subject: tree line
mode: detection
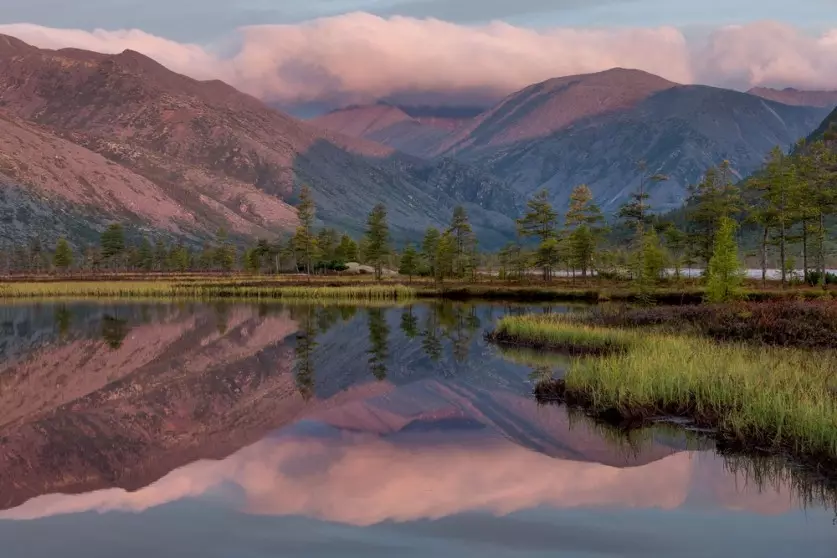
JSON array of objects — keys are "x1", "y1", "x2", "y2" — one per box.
[{"x1": 2, "y1": 138, "x2": 835, "y2": 287}]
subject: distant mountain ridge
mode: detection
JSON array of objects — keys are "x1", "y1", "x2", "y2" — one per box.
[
  {"x1": 313, "y1": 69, "x2": 831, "y2": 215},
  {"x1": 748, "y1": 87, "x2": 837, "y2": 108},
  {"x1": 0, "y1": 34, "x2": 519, "y2": 246}
]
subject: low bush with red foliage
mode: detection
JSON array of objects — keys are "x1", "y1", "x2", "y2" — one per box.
[{"x1": 583, "y1": 301, "x2": 837, "y2": 349}]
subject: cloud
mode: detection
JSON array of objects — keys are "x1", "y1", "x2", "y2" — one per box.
[
  {"x1": 0, "y1": 430, "x2": 798, "y2": 524},
  {"x1": 2, "y1": 15, "x2": 837, "y2": 110}
]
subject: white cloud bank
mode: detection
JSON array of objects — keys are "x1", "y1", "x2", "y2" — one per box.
[{"x1": 2, "y1": 14, "x2": 837, "y2": 108}]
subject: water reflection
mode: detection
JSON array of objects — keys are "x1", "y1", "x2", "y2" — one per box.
[
  {"x1": 366, "y1": 308, "x2": 389, "y2": 381},
  {"x1": 0, "y1": 301, "x2": 834, "y2": 557}
]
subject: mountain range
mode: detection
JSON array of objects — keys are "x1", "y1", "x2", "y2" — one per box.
[{"x1": 0, "y1": 33, "x2": 835, "y2": 246}]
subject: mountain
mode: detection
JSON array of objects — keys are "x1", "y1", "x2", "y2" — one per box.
[
  {"x1": 0, "y1": 35, "x2": 519, "y2": 245},
  {"x1": 466, "y1": 84, "x2": 831, "y2": 212},
  {"x1": 311, "y1": 104, "x2": 452, "y2": 158},
  {"x1": 0, "y1": 112, "x2": 208, "y2": 246},
  {"x1": 748, "y1": 87, "x2": 837, "y2": 108},
  {"x1": 437, "y1": 68, "x2": 678, "y2": 157},
  {"x1": 807, "y1": 107, "x2": 837, "y2": 143}
]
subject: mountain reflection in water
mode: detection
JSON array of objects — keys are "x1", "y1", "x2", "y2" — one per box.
[{"x1": 0, "y1": 302, "x2": 835, "y2": 557}]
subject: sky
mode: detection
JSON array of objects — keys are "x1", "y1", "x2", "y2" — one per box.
[{"x1": 1, "y1": 0, "x2": 837, "y2": 111}]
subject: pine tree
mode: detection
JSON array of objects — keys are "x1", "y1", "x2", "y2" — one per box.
[
  {"x1": 534, "y1": 238, "x2": 561, "y2": 279},
  {"x1": 796, "y1": 141, "x2": 837, "y2": 287},
  {"x1": 517, "y1": 189, "x2": 558, "y2": 241},
  {"x1": 336, "y1": 234, "x2": 359, "y2": 263},
  {"x1": 295, "y1": 184, "x2": 316, "y2": 275},
  {"x1": 399, "y1": 243, "x2": 419, "y2": 283},
  {"x1": 100, "y1": 223, "x2": 126, "y2": 268},
  {"x1": 435, "y1": 231, "x2": 457, "y2": 282},
  {"x1": 685, "y1": 161, "x2": 741, "y2": 267},
  {"x1": 662, "y1": 225, "x2": 687, "y2": 282},
  {"x1": 367, "y1": 308, "x2": 390, "y2": 381},
  {"x1": 421, "y1": 227, "x2": 441, "y2": 277},
  {"x1": 448, "y1": 206, "x2": 476, "y2": 277},
  {"x1": 564, "y1": 185, "x2": 606, "y2": 277},
  {"x1": 518, "y1": 190, "x2": 558, "y2": 279},
  {"x1": 705, "y1": 217, "x2": 744, "y2": 303},
  {"x1": 364, "y1": 204, "x2": 390, "y2": 280},
  {"x1": 760, "y1": 147, "x2": 799, "y2": 288},
  {"x1": 153, "y1": 239, "x2": 167, "y2": 271},
  {"x1": 213, "y1": 228, "x2": 235, "y2": 272},
  {"x1": 53, "y1": 238, "x2": 73, "y2": 272},
  {"x1": 137, "y1": 238, "x2": 153, "y2": 272},
  {"x1": 316, "y1": 228, "x2": 339, "y2": 266}
]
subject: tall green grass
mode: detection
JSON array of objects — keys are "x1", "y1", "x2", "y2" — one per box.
[{"x1": 491, "y1": 313, "x2": 837, "y2": 460}]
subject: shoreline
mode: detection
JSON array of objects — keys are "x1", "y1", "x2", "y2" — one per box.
[{"x1": 485, "y1": 309, "x2": 837, "y2": 476}]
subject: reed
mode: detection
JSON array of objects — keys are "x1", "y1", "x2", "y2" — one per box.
[
  {"x1": 0, "y1": 281, "x2": 416, "y2": 301},
  {"x1": 489, "y1": 313, "x2": 837, "y2": 461}
]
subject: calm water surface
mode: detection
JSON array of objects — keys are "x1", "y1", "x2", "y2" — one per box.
[{"x1": 0, "y1": 301, "x2": 834, "y2": 557}]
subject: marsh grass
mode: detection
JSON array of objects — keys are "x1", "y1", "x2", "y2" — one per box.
[
  {"x1": 490, "y1": 313, "x2": 837, "y2": 462},
  {"x1": 0, "y1": 281, "x2": 416, "y2": 301},
  {"x1": 487, "y1": 314, "x2": 636, "y2": 354}
]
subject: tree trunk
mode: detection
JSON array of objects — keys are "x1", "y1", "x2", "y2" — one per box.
[
  {"x1": 761, "y1": 225, "x2": 769, "y2": 288},
  {"x1": 802, "y1": 219, "x2": 809, "y2": 284},
  {"x1": 819, "y1": 211, "x2": 827, "y2": 289},
  {"x1": 780, "y1": 218, "x2": 787, "y2": 288}
]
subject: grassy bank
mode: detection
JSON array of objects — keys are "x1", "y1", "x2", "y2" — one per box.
[
  {"x1": 488, "y1": 313, "x2": 837, "y2": 465},
  {"x1": 1, "y1": 274, "x2": 835, "y2": 303},
  {"x1": 0, "y1": 281, "x2": 416, "y2": 301},
  {"x1": 571, "y1": 301, "x2": 837, "y2": 349}
]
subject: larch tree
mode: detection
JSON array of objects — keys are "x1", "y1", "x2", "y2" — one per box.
[
  {"x1": 517, "y1": 189, "x2": 558, "y2": 279},
  {"x1": 564, "y1": 184, "x2": 606, "y2": 277},
  {"x1": 685, "y1": 161, "x2": 741, "y2": 268},
  {"x1": 796, "y1": 141, "x2": 837, "y2": 287},
  {"x1": 421, "y1": 227, "x2": 441, "y2": 277},
  {"x1": 705, "y1": 217, "x2": 744, "y2": 303},
  {"x1": 760, "y1": 147, "x2": 799, "y2": 288},
  {"x1": 294, "y1": 184, "x2": 316, "y2": 276},
  {"x1": 364, "y1": 204, "x2": 390, "y2": 280},
  {"x1": 399, "y1": 243, "x2": 419, "y2": 283},
  {"x1": 448, "y1": 206, "x2": 477, "y2": 277},
  {"x1": 53, "y1": 238, "x2": 73, "y2": 272}
]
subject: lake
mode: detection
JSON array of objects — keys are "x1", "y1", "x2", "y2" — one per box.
[{"x1": 0, "y1": 301, "x2": 834, "y2": 557}]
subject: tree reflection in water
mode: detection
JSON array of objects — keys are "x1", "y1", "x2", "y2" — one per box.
[{"x1": 367, "y1": 308, "x2": 390, "y2": 381}]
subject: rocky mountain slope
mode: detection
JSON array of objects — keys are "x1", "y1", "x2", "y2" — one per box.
[
  {"x1": 437, "y1": 68, "x2": 678, "y2": 157},
  {"x1": 807, "y1": 107, "x2": 837, "y2": 143},
  {"x1": 748, "y1": 87, "x2": 837, "y2": 108},
  {"x1": 468, "y1": 85, "x2": 831, "y2": 212},
  {"x1": 315, "y1": 68, "x2": 830, "y2": 215},
  {"x1": 0, "y1": 34, "x2": 519, "y2": 245},
  {"x1": 311, "y1": 104, "x2": 451, "y2": 158}
]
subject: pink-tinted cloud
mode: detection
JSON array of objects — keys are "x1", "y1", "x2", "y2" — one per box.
[
  {"x1": 2, "y1": 15, "x2": 837, "y2": 109},
  {"x1": 0, "y1": 431, "x2": 800, "y2": 524}
]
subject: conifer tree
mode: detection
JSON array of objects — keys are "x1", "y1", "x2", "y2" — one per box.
[
  {"x1": 564, "y1": 184, "x2": 606, "y2": 277},
  {"x1": 705, "y1": 217, "x2": 744, "y2": 303},
  {"x1": 448, "y1": 206, "x2": 476, "y2": 277},
  {"x1": 53, "y1": 238, "x2": 73, "y2": 272},
  {"x1": 422, "y1": 227, "x2": 441, "y2": 277},
  {"x1": 518, "y1": 189, "x2": 558, "y2": 279},
  {"x1": 364, "y1": 204, "x2": 390, "y2": 280},
  {"x1": 294, "y1": 184, "x2": 316, "y2": 275},
  {"x1": 399, "y1": 243, "x2": 419, "y2": 283},
  {"x1": 101, "y1": 223, "x2": 126, "y2": 268}
]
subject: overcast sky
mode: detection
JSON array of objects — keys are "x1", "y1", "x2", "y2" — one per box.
[
  {"x1": 0, "y1": 0, "x2": 835, "y2": 40},
  {"x1": 1, "y1": 1, "x2": 837, "y2": 111}
]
